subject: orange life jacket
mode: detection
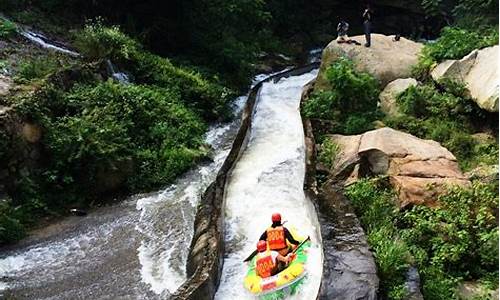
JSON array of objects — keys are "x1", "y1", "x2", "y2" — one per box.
[
  {"x1": 255, "y1": 251, "x2": 276, "y2": 278},
  {"x1": 266, "y1": 226, "x2": 287, "y2": 250}
]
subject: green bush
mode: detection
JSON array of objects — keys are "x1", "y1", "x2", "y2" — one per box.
[
  {"x1": 346, "y1": 178, "x2": 499, "y2": 300},
  {"x1": 36, "y1": 81, "x2": 207, "y2": 192},
  {"x1": 386, "y1": 83, "x2": 497, "y2": 171},
  {"x1": 16, "y1": 56, "x2": 62, "y2": 81},
  {"x1": 0, "y1": 199, "x2": 25, "y2": 244},
  {"x1": 302, "y1": 57, "x2": 380, "y2": 134},
  {"x1": 75, "y1": 23, "x2": 233, "y2": 121},
  {"x1": 318, "y1": 138, "x2": 339, "y2": 169},
  {"x1": 75, "y1": 20, "x2": 140, "y2": 61},
  {"x1": 0, "y1": 18, "x2": 17, "y2": 38},
  {"x1": 413, "y1": 26, "x2": 499, "y2": 79},
  {"x1": 420, "y1": 0, "x2": 498, "y2": 28},
  {"x1": 130, "y1": 51, "x2": 233, "y2": 121}
]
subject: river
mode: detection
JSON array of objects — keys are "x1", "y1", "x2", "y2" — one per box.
[{"x1": 0, "y1": 96, "x2": 246, "y2": 299}]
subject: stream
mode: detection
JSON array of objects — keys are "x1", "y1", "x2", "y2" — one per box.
[{"x1": 0, "y1": 96, "x2": 246, "y2": 299}]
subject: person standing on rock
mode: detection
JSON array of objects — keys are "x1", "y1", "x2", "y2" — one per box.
[{"x1": 363, "y1": 4, "x2": 373, "y2": 47}]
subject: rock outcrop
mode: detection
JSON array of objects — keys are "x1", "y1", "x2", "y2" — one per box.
[
  {"x1": 317, "y1": 34, "x2": 423, "y2": 90},
  {"x1": 431, "y1": 45, "x2": 499, "y2": 112},
  {"x1": 317, "y1": 185, "x2": 379, "y2": 300},
  {"x1": 0, "y1": 75, "x2": 12, "y2": 96},
  {"x1": 328, "y1": 127, "x2": 470, "y2": 207},
  {"x1": 379, "y1": 78, "x2": 418, "y2": 117}
]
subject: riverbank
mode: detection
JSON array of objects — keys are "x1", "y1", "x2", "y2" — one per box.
[{"x1": 302, "y1": 30, "x2": 498, "y2": 299}]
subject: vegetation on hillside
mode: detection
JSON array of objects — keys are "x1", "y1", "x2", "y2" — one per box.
[
  {"x1": 306, "y1": 2, "x2": 498, "y2": 298},
  {"x1": 413, "y1": 27, "x2": 499, "y2": 80},
  {"x1": 0, "y1": 18, "x2": 17, "y2": 38},
  {"x1": 302, "y1": 57, "x2": 381, "y2": 135},
  {"x1": 346, "y1": 177, "x2": 498, "y2": 299},
  {"x1": 385, "y1": 79, "x2": 498, "y2": 171},
  {"x1": 0, "y1": 24, "x2": 233, "y2": 244}
]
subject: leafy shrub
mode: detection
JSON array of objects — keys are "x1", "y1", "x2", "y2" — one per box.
[
  {"x1": 318, "y1": 138, "x2": 339, "y2": 169},
  {"x1": 75, "y1": 23, "x2": 233, "y2": 121},
  {"x1": 302, "y1": 57, "x2": 380, "y2": 134},
  {"x1": 129, "y1": 51, "x2": 233, "y2": 121},
  {"x1": 16, "y1": 56, "x2": 62, "y2": 81},
  {"x1": 0, "y1": 199, "x2": 25, "y2": 244},
  {"x1": 75, "y1": 20, "x2": 140, "y2": 61},
  {"x1": 420, "y1": 0, "x2": 498, "y2": 28},
  {"x1": 346, "y1": 178, "x2": 499, "y2": 300},
  {"x1": 0, "y1": 18, "x2": 17, "y2": 38},
  {"x1": 386, "y1": 83, "x2": 497, "y2": 171},
  {"x1": 35, "y1": 81, "x2": 207, "y2": 192},
  {"x1": 345, "y1": 178, "x2": 411, "y2": 297},
  {"x1": 413, "y1": 26, "x2": 499, "y2": 79},
  {"x1": 397, "y1": 84, "x2": 475, "y2": 121}
]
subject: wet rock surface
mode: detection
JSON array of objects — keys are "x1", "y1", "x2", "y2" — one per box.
[
  {"x1": 405, "y1": 267, "x2": 424, "y2": 300},
  {"x1": 316, "y1": 184, "x2": 379, "y2": 300},
  {"x1": 302, "y1": 77, "x2": 379, "y2": 300}
]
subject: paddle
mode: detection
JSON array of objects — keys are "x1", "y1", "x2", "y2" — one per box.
[{"x1": 243, "y1": 235, "x2": 311, "y2": 262}]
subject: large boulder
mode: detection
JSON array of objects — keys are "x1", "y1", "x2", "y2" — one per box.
[
  {"x1": 317, "y1": 34, "x2": 423, "y2": 90},
  {"x1": 379, "y1": 78, "x2": 418, "y2": 117},
  {"x1": 328, "y1": 127, "x2": 470, "y2": 207},
  {"x1": 431, "y1": 45, "x2": 499, "y2": 112}
]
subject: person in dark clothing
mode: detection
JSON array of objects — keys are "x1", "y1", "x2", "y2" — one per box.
[
  {"x1": 363, "y1": 4, "x2": 373, "y2": 47},
  {"x1": 336, "y1": 19, "x2": 361, "y2": 45},
  {"x1": 259, "y1": 213, "x2": 300, "y2": 256}
]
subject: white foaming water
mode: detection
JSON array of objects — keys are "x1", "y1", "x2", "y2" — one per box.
[
  {"x1": 215, "y1": 70, "x2": 323, "y2": 300},
  {"x1": 135, "y1": 96, "x2": 247, "y2": 295},
  {"x1": 0, "y1": 214, "x2": 134, "y2": 288},
  {"x1": 20, "y1": 31, "x2": 79, "y2": 57},
  {"x1": 106, "y1": 59, "x2": 131, "y2": 84}
]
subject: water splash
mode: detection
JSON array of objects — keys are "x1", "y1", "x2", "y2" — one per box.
[
  {"x1": 20, "y1": 31, "x2": 79, "y2": 57},
  {"x1": 215, "y1": 70, "x2": 323, "y2": 300},
  {"x1": 106, "y1": 59, "x2": 130, "y2": 84}
]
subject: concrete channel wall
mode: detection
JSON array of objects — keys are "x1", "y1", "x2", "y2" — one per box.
[{"x1": 171, "y1": 63, "x2": 320, "y2": 300}]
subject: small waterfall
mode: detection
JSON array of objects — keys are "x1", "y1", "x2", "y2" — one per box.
[
  {"x1": 308, "y1": 48, "x2": 323, "y2": 63},
  {"x1": 106, "y1": 59, "x2": 130, "y2": 84},
  {"x1": 20, "y1": 31, "x2": 79, "y2": 57}
]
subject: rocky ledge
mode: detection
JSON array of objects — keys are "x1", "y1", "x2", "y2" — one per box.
[
  {"x1": 316, "y1": 34, "x2": 423, "y2": 90},
  {"x1": 327, "y1": 127, "x2": 470, "y2": 208}
]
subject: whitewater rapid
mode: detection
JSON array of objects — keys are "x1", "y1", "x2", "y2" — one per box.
[{"x1": 215, "y1": 70, "x2": 323, "y2": 299}]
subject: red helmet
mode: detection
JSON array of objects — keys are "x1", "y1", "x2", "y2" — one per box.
[
  {"x1": 272, "y1": 213, "x2": 281, "y2": 223},
  {"x1": 257, "y1": 240, "x2": 267, "y2": 252}
]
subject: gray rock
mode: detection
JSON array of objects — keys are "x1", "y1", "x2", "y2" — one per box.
[
  {"x1": 379, "y1": 78, "x2": 418, "y2": 117},
  {"x1": 317, "y1": 185, "x2": 379, "y2": 300},
  {"x1": 317, "y1": 34, "x2": 423, "y2": 90},
  {"x1": 431, "y1": 46, "x2": 499, "y2": 112}
]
